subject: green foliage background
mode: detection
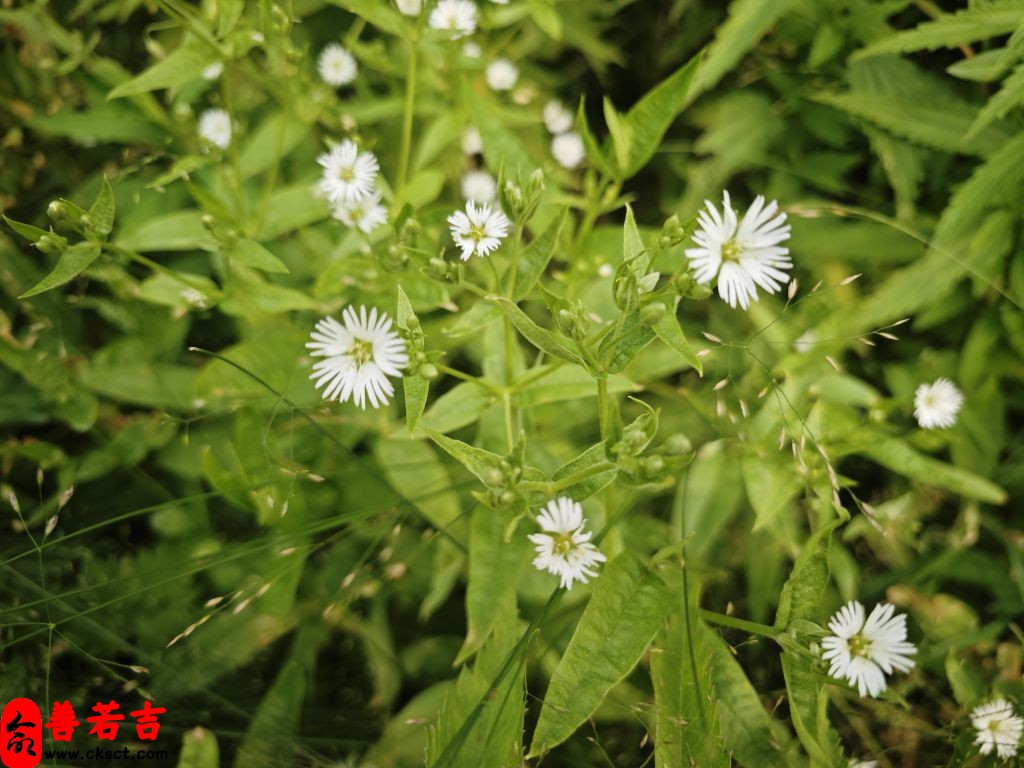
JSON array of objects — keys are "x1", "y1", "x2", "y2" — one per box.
[{"x1": 1, "y1": 0, "x2": 1023, "y2": 766}]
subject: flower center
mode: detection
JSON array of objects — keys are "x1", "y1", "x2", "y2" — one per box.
[
  {"x1": 349, "y1": 338, "x2": 374, "y2": 366},
  {"x1": 552, "y1": 532, "x2": 576, "y2": 556},
  {"x1": 339, "y1": 166, "x2": 355, "y2": 182},
  {"x1": 721, "y1": 240, "x2": 742, "y2": 262},
  {"x1": 469, "y1": 224, "x2": 487, "y2": 242},
  {"x1": 848, "y1": 633, "x2": 871, "y2": 659}
]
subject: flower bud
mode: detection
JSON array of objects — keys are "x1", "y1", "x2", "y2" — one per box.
[
  {"x1": 484, "y1": 468, "x2": 505, "y2": 487},
  {"x1": 419, "y1": 363, "x2": 438, "y2": 380},
  {"x1": 665, "y1": 433, "x2": 692, "y2": 456},
  {"x1": 642, "y1": 455, "x2": 665, "y2": 475},
  {"x1": 498, "y1": 490, "x2": 516, "y2": 506},
  {"x1": 47, "y1": 201, "x2": 67, "y2": 221},
  {"x1": 639, "y1": 302, "x2": 665, "y2": 326},
  {"x1": 35, "y1": 232, "x2": 66, "y2": 254},
  {"x1": 405, "y1": 316, "x2": 420, "y2": 331}
]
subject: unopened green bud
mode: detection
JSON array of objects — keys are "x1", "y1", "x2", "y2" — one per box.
[
  {"x1": 35, "y1": 233, "x2": 65, "y2": 254},
  {"x1": 643, "y1": 456, "x2": 665, "y2": 475},
  {"x1": 484, "y1": 468, "x2": 505, "y2": 487},
  {"x1": 47, "y1": 201, "x2": 67, "y2": 221},
  {"x1": 419, "y1": 363, "x2": 438, "y2": 380},
  {"x1": 640, "y1": 302, "x2": 666, "y2": 326},
  {"x1": 499, "y1": 490, "x2": 516, "y2": 506},
  {"x1": 665, "y1": 433, "x2": 692, "y2": 456},
  {"x1": 405, "y1": 316, "x2": 420, "y2": 331},
  {"x1": 201, "y1": 214, "x2": 216, "y2": 230}
]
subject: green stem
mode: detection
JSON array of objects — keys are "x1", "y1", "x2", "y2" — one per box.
[
  {"x1": 701, "y1": 609, "x2": 780, "y2": 639},
  {"x1": 596, "y1": 376, "x2": 610, "y2": 442},
  {"x1": 104, "y1": 244, "x2": 219, "y2": 296},
  {"x1": 396, "y1": 36, "x2": 418, "y2": 200},
  {"x1": 436, "y1": 364, "x2": 503, "y2": 396}
]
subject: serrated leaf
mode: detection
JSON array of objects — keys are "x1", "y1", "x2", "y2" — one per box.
[
  {"x1": 529, "y1": 551, "x2": 672, "y2": 756},
  {"x1": 511, "y1": 209, "x2": 567, "y2": 300},
  {"x1": 855, "y1": 1, "x2": 1024, "y2": 58},
  {"x1": 692, "y1": 0, "x2": 788, "y2": 97},
  {"x1": 20, "y1": 241, "x2": 101, "y2": 298},
  {"x1": 774, "y1": 519, "x2": 840, "y2": 630},
  {"x1": 651, "y1": 576, "x2": 728, "y2": 768},
  {"x1": 457, "y1": 507, "x2": 530, "y2": 664},
  {"x1": 965, "y1": 61, "x2": 1024, "y2": 140},
  {"x1": 224, "y1": 239, "x2": 289, "y2": 274},
  {"x1": 108, "y1": 35, "x2": 219, "y2": 99}
]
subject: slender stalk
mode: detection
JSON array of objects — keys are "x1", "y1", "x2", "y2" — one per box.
[
  {"x1": 396, "y1": 35, "x2": 418, "y2": 200},
  {"x1": 701, "y1": 609, "x2": 780, "y2": 638},
  {"x1": 596, "y1": 376, "x2": 610, "y2": 441}
]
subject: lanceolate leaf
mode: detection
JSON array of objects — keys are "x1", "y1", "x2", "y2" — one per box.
[
  {"x1": 529, "y1": 551, "x2": 673, "y2": 756},
  {"x1": 108, "y1": 35, "x2": 219, "y2": 99},
  {"x1": 488, "y1": 296, "x2": 589, "y2": 369},
  {"x1": 224, "y1": 239, "x2": 290, "y2": 274},
  {"x1": 780, "y1": 650, "x2": 844, "y2": 767},
  {"x1": 774, "y1": 518, "x2": 841, "y2": 630},
  {"x1": 511, "y1": 209, "x2": 568, "y2": 301},
  {"x1": 457, "y1": 507, "x2": 531, "y2": 664},
  {"x1": 652, "y1": 301, "x2": 702, "y2": 375},
  {"x1": 19, "y1": 241, "x2": 102, "y2": 298},
  {"x1": 88, "y1": 177, "x2": 116, "y2": 237}
]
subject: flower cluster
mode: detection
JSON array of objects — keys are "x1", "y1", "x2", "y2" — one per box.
[{"x1": 317, "y1": 140, "x2": 388, "y2": 234}]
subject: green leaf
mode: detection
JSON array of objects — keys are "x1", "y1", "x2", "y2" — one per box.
[
  {"x1": 780, "y1": 649, "x2": 844, "y2": 766},
  {"x1": 79, "y1": 362, "x2": 198, "y2": 409},
  {"x1": 855, "y1": 1, "x2": 1024, "y2": 58},
  {"x1": 651, "y1": 577, "x2": 728, "y2": 768},
  {"x1": 708, "y1": 631, "x2": 790, "y2": 767},
  {"x1": 511, "y1": 209, "x2": 567, "y2": 300},
  {"x1": 239, "y1": 113, "x2": 311, "y2": 179},
  {"x1": 88, "y1": 177, "x2": 115, "y2": 237},
  {"x1": 529, "y1": 551, "x2": 673, "y2": 756},
  {"x1": 457, "y1": 507, "x2": 530, "y2": 664},
  {"x1": 651, "y1": 301, "x2": 702, "y2": 375},
  {"x1": 108, "y1": 35, "x2": 219, "y2": 99},
  {"x1": 376, "y1": 437, "x2": 466, "y2": 540},
  {"x1": 19, "y1": 241, "x2": 101, "y2": 298},
  {"x1": 603, "y1": 97, "x2": 632, "y2": 172},
  {"x1": 422, "y1": 428, "x2": 505, "y2": 488},
  {"x1": 327, "y1": 0, "x2": 403, "y2": 35},
  {"x1": 404, "y1": 375, "x2": 429, "y2": 434},
  {"x1": 3, "y1": 216, "x2": 48, "y2": 243},
  {"x1": 575, "y1": 97, "x2": 618, "y2": 178},
  {"x1": 256, "y1": 184, "x2": 331, "y2": 241},
  {"x1": 527, "y1": 0, "x2": 561, "y2": 39},
  {"x1": 396, "y1": 169, "x2": 446, "y2": 211},
  {"x1": 420, "y1": 382, "x2": 495, "y2": 434},
  {"x1": 852, "y1": 430, "x2": 1007, "y2": 504},
  {"x1": 773, "y1": 519, "x2": 840, "y2": 630},
  {"x1": 224, "y1": 239, "x2": 289, "y2": 274},
  {"x1": 742, "y1": 454, "x2": 803, "y2": 531},
  {"x1": 692, "y1": 0, "x2": 788, "y2": 97},
  {"x1": 551, "y1": 443, "x2": 616, "y2": 500},
  {"x1": 965, "y1": 62, "x2": 1024, "y2": 140},
  {"x1": 117, "y1": 211, "x2": 217, "y2": 252},
  {"x1": 622, "y1": 204, "x2": 646, "y2": 272},
  {"x1": 599, "y1": 311, "x2": 655, "y2": 373},
  {"x1": 488, "y1": 296, "x2": 589, "y2": 368},
  {"x1": 176, "y1": 727, "x2": 220, "y2": 768},
  {"x1": 812, "y1": 90, "x2": 1010, "y2": 157},
  {"x1": 444, "y1": 301, "x2": 502, "y2": 339},
  {"x1": 619, "y1": 53, "x2": 701, "y2": 177}
]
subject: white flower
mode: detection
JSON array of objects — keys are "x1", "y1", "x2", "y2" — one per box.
[
  {"x1": 332, "y1": 189, "x2": 388, "y2": 234},
  {"x1": 914, "y1": 378, "x2": 963, "y2": 429},
  {"x1": 447, "y1": 201, "x2": 510, "y2": 260},
  {"x1": 543, "y1": 99, "x2": 573, "y2": 134},
  {"x1": 528, "y1": 497, "x2": 606, "y2": 590},
  {"x1": 201, "y1": 61, "x2": 223, "y2": 80},
  {"x1": 486, "y1": 58, "x2": 518, "y2": 91},
  {"x1": 972, "y1": 699, "x2": 1023, "y2": 759},
  {"x1": 198, "y1": 108, "x2": 232, "y2": 150},
  {"x1": 461, "y1": 169, "x2": 497, "y2": 203},
  {"x1": 462, "y1": 41, "x2": 482, "y2": 58},
  {"x1": 317, "y1": 140, "x2": 379, "y2": 203},
  {"x1": 462, "y1": 126, "x2": 483, "y2": 155},
  {"x1": 490, "y1": 0, "x2": 508, "y2": 4},
  {"x1": 307, "y1": 306, "x2": 408, "y2": 410},
  {"x1": 318, "y1": 43, "x2": 357, "y2": 87},
  {"x1": 685, "y1": 191, "x2": 793, "y2": 310},
  {"x1": 821, "y1": 601, "x2": 916, "y2": 698},
  {"x1": 395, "y1": 0, "x2": 422, "y2": 15},
  {"x1": 551, "y1": 131, "x2": 585, "y2": 169},
  {"x1": 428, "y1": 0, "x2": 477, "y2": 38},
  {"x1": 849, "y1": 762, "x2": 877, "y2": 768}
]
